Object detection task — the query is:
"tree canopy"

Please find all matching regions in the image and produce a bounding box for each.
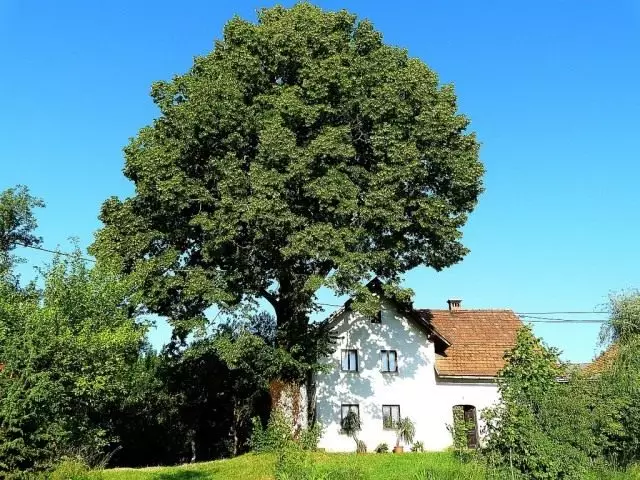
[0,185,44,275]
[91,3,484,358]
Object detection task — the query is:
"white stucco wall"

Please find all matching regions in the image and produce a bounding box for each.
[314,301,501,452]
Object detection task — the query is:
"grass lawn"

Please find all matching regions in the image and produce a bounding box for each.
[98,452,640,480]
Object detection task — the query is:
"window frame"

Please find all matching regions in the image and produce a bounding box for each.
[380,349,398,373]
[341,349,359,372]
[340,404,360,430]
[382,404,401,430]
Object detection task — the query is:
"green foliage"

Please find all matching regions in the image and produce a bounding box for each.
[596,291,640,467]
[299,422,323,452]
[250,411,294,453]
[274,445,316,480]
[374,442,389,453]
[483,326,590,479]
[448,407,475,460]
[0,185,44,274]
[50,459,100,480]
[395,417,416,448]
[90,3,484,363]
[411,441,425,453]
[0,254,146,474]
[250,410,321,453]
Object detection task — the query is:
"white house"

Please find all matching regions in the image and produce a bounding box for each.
[313,278,522,452]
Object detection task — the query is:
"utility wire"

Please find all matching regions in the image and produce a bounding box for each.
[5,242,622,325]
[14,241,96,263]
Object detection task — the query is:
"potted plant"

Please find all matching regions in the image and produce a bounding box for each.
[393,417,415,453]
[342,410,364,453]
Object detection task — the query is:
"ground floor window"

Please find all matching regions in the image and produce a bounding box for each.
[382,404,400,429]
[341,404,360,430]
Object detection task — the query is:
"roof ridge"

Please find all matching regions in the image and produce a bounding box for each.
[417,308,516,313]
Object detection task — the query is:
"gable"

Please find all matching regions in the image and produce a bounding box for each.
[321,278,523,379]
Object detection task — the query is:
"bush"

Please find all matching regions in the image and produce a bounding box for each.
[299,422,323,451]
[411,441,424,452]
[50,459,101,480]
[274,445,315,480]
[483,327,591,479]
[356,439,367,453]
[250,411,322,453]
[374,442,389,453]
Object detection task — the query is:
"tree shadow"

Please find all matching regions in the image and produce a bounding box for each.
[315,298,434,449]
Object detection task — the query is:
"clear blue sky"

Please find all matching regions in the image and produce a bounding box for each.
[2,1,639,362]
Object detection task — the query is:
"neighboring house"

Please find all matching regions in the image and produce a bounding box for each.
[314,279,522,452]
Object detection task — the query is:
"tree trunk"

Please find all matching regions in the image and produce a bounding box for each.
[269,379,308,434]
[231,400,240,456]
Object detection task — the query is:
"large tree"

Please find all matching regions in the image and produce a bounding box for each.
[91,4,484,364]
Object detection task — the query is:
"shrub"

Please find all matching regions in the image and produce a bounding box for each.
[356,439,367,453]
[299,422,323,451]
[250,411,322,453]
[274,445,315,480]
[250,411,292,453]
[341,410,362,452]
[395,417,416,449]
[483,327,590,479]
[411,440,424,452]
[50,459,101,480]
[374,442,389,453]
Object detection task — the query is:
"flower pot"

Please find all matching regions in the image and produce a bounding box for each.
[393,446,404,454]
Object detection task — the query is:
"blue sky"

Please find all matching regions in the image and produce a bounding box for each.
[2,1,639,362]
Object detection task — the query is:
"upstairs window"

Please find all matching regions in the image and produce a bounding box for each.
[341,349,358,372]
[382,404,401,429]
[381,350,398,373]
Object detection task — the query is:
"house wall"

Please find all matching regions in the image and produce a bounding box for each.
[314,301,501,452]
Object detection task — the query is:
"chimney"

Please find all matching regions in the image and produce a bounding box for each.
[447,298,462,311]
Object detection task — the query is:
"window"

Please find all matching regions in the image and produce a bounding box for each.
[371,310,382,324]
[381,350,398,373]
[341,349,358,372]
[341,404,360,429]
[382,405,400,429]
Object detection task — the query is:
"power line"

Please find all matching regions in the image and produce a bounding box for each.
[516,311,608,315]
[14,242,96,263]
[519,314,606,322]
[2,244,623,324]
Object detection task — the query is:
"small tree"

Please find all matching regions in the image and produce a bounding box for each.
[341,411,362,452]
[394,417,415,452]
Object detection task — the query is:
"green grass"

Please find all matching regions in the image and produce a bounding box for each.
[98,452,640,480]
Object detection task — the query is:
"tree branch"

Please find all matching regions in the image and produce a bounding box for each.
[261,288,278,309]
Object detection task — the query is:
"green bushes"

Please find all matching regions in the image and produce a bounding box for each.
[483,317,640,479]
[374,442,389,453]
[411,441,425,453]
[250,410,322,453]
[50,459,100,480]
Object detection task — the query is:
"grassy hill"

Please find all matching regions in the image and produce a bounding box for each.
[98,452,639,480]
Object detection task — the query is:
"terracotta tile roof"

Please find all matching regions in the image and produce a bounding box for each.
[417,309,523,378]
[582,344,618,376]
